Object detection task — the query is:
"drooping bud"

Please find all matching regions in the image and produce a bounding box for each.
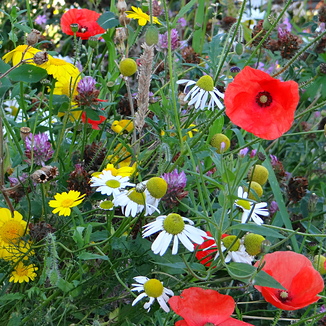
[33,51,48,65]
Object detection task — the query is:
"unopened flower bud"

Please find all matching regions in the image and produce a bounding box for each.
[33,51,48,65]
[70,23,79,33]
[145,25,159,46]
[235,43,243,55]
[27,29,41,46]
[117,0,127,12]
[313,255,326,275]
[308,193,318,212]
[230,66,241,77]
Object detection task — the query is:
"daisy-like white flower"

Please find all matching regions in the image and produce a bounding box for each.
[234,186,269,225]
[142,213,207,256]
[131,276,174,312]
[90,170,134,197]
[177,75,224,110]
[113,188,158,217]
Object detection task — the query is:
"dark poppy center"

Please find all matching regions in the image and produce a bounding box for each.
[278,290,291,302]
[255,91,273,107]
[79,26,88,33]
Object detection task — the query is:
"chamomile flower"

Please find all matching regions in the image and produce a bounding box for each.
[142,213,206,256]
[177,75,224,110]
[90,170,134,197]
[131,276,174,312]
[113,188,158,217]
[235,186,269,225]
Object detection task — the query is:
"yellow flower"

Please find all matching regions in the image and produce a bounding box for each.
[9,262,38,283]
[45,56,80,82]
[0,241,34,262]
[126,6,161,26]
[0,208,28,245]
[92,163,137,179]
[49,190,86,216]
[2,45,40,66]
[107,143,132,166]
[111,120,134,134]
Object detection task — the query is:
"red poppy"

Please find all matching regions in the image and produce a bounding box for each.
[254,251,324,310]
[61,9,106,40]
[169,287,253,326]
[81,112,106,130]
[224,66,299,140]
[195,232,228,267]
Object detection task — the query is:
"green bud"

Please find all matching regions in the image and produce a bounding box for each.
[70,23,79,33]
[88,36,98,49]
[145,25,159,46]
[235,43,243,55]
[260,239,272,254]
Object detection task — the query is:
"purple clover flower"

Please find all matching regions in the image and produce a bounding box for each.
[25,133,54,166]
[157,29,180,51]
[177,18,187,28]
[77,76,97,94]
[35,14,47,25]
[161,169,187,191]
[8,173,29,186]
[269,201,279,215]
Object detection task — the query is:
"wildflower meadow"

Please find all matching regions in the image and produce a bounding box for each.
[0,0,326,325]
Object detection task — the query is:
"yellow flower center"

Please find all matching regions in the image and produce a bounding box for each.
[255,91,273,108]
[128,188,145,205]
[236,199,251,211]
[146,177,168,199]
[278,290,289,301]
[99,200,114,210]
[196,75,214,92]
[163,213,185,235]
[143,279,164,298]
[15,264,29,277]
[0,221,25,243]
[222,235,240,251]
[105,179,121,188]
[61,199,75,208]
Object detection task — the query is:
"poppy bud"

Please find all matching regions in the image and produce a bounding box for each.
[248,165,269,185]
[27,29,41,46]
[210,133,230,154]
[33,51,48,65]
[119,58,138,76]
[145,25,159,46]
[229,66,241,77]
[235,43,243,55]
[70,23,79,33]
[20,127,31,142]
[244,233,265,256]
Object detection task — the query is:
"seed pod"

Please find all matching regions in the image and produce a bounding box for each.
[145,25,159,46]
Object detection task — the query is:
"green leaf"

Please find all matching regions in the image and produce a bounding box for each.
[227,262,256,281]
[13,22,31,34]
[78,252,109,260]
[207,115,224,143]
[0,59,11,73]
[85,108,102,121]
[0,77,11,98]
[229,224,285,238]
[8,65,47,83]
[97,12,119,29]
[57,278,74,293]
[254,270,286,290]
[0,293,24,302]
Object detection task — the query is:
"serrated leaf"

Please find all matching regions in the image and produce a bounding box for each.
[229,224,285,238]
[97,12,119,29]
[78,252,109,260]
[8,65,47,83]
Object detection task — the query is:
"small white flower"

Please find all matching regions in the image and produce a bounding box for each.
[113,188,159,217]
[143,213,207,256]
[131,276,174,312]
[90,170,134,197]
[177,75,224,110]
[235,186,269,225]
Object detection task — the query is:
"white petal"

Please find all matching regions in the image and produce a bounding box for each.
[133,276,148,284]
[171,235,179,255]
[210,91,224,110]
[194,89,205,109]
[143,297,155,311]
[132,292,147,306]
[178,232,195,252]
[251,214,264,225]
[157,295,170,312]
[183,226,205,244]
